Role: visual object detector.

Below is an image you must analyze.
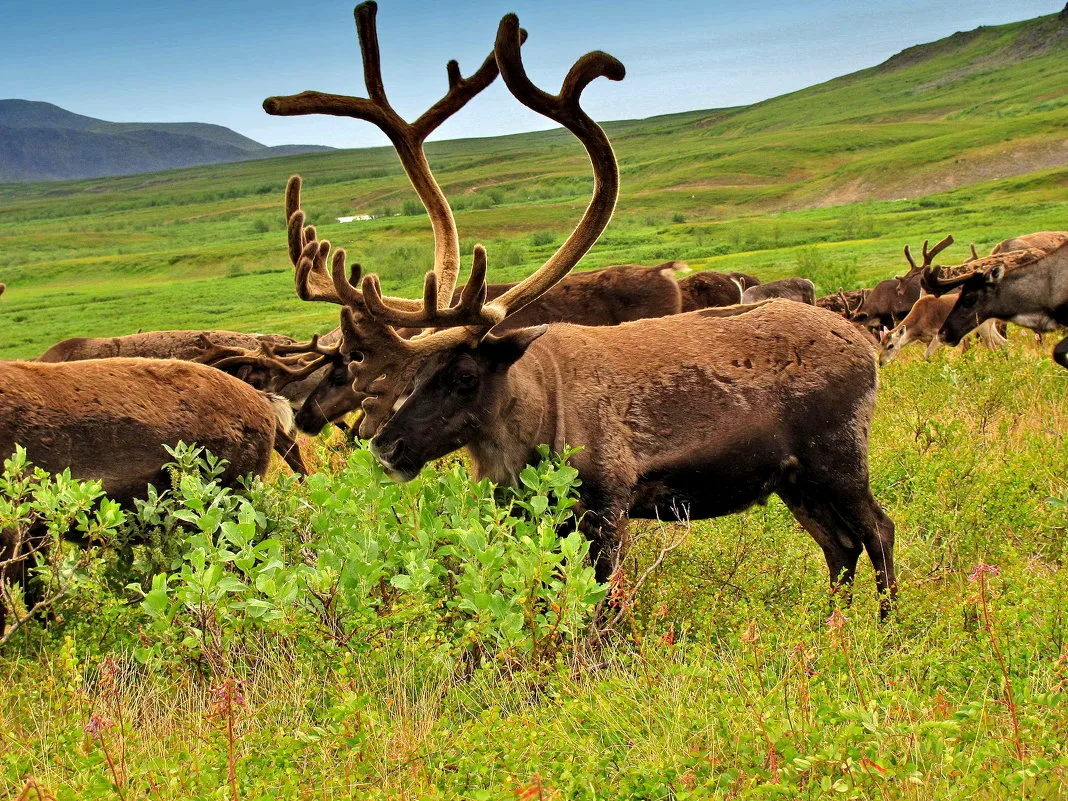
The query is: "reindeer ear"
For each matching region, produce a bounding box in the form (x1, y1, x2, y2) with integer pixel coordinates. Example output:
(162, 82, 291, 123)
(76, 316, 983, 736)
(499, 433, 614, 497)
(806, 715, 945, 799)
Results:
(986, 265, 1006, 284)
(482, 325, 548, 367)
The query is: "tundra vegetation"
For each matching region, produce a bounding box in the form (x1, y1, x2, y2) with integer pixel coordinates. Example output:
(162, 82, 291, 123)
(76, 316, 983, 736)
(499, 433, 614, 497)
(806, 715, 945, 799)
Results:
(1, 7, 1068, 801)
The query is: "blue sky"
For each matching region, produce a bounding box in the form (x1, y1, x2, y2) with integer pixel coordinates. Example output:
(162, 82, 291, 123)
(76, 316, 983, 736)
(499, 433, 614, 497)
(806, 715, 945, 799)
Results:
(0, 0, 1057, 148)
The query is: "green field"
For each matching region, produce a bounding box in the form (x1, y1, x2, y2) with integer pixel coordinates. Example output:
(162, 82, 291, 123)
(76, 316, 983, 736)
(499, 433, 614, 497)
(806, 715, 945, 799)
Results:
(2, 9, 1068, 800)
(1, 11, 1065, 358)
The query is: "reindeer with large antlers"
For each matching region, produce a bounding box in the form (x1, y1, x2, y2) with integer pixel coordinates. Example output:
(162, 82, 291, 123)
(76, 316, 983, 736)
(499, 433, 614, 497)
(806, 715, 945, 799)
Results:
(270, 3, 896, 617)
(852, 235, 956, 333)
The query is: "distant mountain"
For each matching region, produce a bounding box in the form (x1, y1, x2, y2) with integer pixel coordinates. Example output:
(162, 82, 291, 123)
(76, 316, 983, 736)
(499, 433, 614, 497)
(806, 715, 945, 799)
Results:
(0, 100, 333, 182)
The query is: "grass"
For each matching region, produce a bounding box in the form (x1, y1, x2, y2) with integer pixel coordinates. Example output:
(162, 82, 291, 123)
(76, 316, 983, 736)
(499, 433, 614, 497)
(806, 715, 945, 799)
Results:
(1, 335, 1066, 799)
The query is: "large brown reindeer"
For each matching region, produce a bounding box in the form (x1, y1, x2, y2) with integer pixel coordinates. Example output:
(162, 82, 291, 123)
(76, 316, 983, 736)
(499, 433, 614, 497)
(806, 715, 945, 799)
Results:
(991, 231, 1068, 255)
(448, 262, 683, 331)
(0, 358, 294, 629)
(268, 5, 896, 616)
(36, 329, 311, 471)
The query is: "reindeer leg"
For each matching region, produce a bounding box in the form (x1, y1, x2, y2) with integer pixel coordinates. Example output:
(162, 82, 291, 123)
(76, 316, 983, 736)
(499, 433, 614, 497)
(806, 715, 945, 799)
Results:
(777, 491, 863, 611)
(273, 427, 308, 475)
(924, 335, 942, 360)
(1054, 335, 1068, 369)
(779, 462, 896, 620)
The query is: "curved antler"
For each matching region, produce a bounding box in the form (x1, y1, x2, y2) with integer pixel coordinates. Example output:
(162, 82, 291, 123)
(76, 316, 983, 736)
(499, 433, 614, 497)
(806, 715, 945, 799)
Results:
(195, 333, 343, 390)
(900, 234, 954, 281)
(265, 1, 517, 303)
(358, 13, 624, 330)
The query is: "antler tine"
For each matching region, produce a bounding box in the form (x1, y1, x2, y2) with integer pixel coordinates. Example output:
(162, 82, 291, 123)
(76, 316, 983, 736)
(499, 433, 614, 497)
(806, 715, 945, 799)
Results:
(359, 244, 501, 329)
(922, 234, 954, 266)
(903, 244, 918, 271)
(968, 244, 979, 262)
(265, 2, 507, 305)
(487, 14, 624, 321)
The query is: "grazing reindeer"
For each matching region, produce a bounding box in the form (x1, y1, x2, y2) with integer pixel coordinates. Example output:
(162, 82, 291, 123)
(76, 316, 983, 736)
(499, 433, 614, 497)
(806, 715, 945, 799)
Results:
(678, 270, 761, 311)
(878, 294, 1007, 365)
(922, 244, 1068, 368)
(0, 358, 294, 629)
(37, 330, 310, 472)
(268, 5, 896, 616)
(742, 277, 815, 305)
(852, 235, 956, 333)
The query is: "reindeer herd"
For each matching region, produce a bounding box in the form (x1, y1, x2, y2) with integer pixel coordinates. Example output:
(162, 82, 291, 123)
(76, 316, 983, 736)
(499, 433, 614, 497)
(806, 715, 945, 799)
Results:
(1, 2, 1066, 631)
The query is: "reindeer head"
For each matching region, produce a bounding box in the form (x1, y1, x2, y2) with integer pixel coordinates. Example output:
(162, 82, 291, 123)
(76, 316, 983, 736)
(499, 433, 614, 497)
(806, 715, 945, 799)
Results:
(267, 4, 623, 474)
(922, 247, 1042, 346)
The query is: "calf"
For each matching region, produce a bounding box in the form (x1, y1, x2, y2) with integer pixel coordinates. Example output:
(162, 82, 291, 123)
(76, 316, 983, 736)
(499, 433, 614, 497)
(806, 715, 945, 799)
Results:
(879, 294, 1006, 365)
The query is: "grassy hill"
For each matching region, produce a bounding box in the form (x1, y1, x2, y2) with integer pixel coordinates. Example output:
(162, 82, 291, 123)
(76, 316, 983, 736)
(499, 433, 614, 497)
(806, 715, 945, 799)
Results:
(0, 10, 1065, 357)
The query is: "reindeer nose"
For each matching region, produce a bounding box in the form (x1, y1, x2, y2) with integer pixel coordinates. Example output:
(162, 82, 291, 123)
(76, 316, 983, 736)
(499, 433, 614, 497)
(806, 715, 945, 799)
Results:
(370, 436, 405, 468)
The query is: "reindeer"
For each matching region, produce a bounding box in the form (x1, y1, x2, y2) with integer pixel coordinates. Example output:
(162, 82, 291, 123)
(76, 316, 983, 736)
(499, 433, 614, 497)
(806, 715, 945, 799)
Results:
(878, 294, 1007, 365)
(742, 277, 815, 305)
(678, 270, 761, 311)
(267, 4, 896, 617)
(922, 244, 1068, 368)
(852, 236, 956, 333)
(448, 262, 683, 330)
(991, 231, 1068, 255)
(0, 358, 294, 630)
(36, 330, 311, 472)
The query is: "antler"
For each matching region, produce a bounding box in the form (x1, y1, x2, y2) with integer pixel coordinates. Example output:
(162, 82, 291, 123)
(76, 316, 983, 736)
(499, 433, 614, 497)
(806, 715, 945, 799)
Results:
(195, 333, 343, 390)
(358, 12, 624, 329)
(968, 244, 980, 262)
(901, 234, 955, 279)
(340, 13, 625, 436)
(265, 1, 516, 303)
(921, 247, 1043, 295)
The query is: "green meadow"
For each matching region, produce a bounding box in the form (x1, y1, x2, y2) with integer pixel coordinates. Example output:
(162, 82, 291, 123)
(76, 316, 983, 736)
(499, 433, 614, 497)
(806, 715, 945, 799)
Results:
(1, 9, 1068, 800)
(1, 11, 1065, 357)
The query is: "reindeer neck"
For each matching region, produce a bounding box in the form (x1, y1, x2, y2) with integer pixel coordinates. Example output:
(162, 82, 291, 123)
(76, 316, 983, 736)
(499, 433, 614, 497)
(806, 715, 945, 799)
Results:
(466, 340, 568, 486)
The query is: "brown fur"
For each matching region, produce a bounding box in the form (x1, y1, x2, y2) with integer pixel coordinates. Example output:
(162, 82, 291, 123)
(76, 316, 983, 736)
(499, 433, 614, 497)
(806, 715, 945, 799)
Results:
(36, 330, 310, 471)
(0, 357, 286, 628)
(372, 302, 897, 617)
(742, 277, 815, 305)
(450, 262, 683, 330)
(991, 231, 1068, 255)
(678, 270, 760, 311)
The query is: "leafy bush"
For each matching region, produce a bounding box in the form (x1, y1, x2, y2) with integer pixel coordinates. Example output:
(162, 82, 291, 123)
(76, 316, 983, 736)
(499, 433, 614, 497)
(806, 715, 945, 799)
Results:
(0, 446, 125, 644)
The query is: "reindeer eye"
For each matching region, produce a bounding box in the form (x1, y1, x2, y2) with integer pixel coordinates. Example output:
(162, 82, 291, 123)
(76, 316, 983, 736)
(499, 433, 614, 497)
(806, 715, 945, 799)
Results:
(455, 372, 478, 393)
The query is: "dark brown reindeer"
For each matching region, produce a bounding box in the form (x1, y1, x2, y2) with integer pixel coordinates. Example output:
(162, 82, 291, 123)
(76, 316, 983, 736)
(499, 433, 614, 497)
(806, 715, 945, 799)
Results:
(269, 5, 896, 617)
(742, 277, 815, 305)
(678, 270, 761, 311)
(449, 261, 684, 331)
(922, 243, 1068, 368)
(852, 235, 956, 332)
(36, 330, 311, 472)
(0, 358, 294, 631)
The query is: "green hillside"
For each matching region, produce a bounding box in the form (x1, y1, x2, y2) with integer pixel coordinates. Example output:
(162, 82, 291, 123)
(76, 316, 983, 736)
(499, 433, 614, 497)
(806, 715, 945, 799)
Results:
(0, 10, 1065, 357)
